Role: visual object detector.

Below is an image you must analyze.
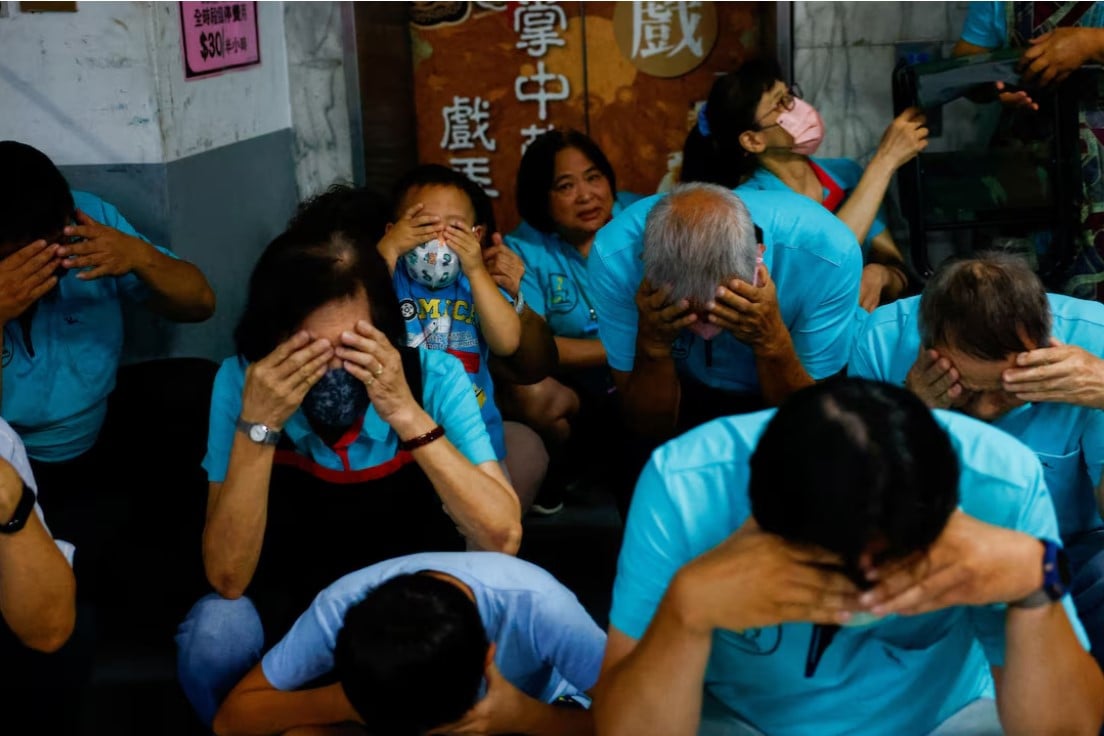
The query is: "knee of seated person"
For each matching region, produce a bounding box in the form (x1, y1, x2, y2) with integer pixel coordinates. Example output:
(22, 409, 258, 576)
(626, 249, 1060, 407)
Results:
(179, 594, 263, 656)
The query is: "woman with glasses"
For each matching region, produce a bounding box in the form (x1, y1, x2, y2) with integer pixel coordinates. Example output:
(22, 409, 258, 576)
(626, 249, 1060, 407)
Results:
(682, 58, 928, 311)
(497, 129, 643, 514)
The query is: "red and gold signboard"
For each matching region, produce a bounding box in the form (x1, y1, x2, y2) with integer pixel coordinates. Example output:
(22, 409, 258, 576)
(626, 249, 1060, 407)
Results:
(411, 1, 762, 232)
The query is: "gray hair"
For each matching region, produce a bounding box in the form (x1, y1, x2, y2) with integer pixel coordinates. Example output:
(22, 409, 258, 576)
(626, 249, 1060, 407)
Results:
(642, 182, 758, 307)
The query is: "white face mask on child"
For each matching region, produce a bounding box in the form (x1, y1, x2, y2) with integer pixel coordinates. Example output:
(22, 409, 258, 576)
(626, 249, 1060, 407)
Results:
(403, 239, 462, 290)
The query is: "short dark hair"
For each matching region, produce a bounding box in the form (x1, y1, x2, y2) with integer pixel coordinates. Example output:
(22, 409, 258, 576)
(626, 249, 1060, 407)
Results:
(681, 58, 784, 189)
(515, 130, 617, 234)
(919, 253, 1051, 361)
(390, 164, 488, 229)
(0, 141, 74, 249)
(334, 574, 489, 736)
(749, 378, 960, 578)
(233, 185, 404, 362)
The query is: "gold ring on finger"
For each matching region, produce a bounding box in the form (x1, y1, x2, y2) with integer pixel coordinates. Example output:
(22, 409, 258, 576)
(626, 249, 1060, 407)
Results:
(366, 375, 375, 387)
(373, 365, 384, 377)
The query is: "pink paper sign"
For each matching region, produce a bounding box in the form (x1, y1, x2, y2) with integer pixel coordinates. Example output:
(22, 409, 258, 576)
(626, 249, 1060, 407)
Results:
(180, 2, 260, 79)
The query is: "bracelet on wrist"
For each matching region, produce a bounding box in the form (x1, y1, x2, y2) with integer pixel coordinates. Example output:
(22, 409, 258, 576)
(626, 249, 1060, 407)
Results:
(400, 425, 446, 451)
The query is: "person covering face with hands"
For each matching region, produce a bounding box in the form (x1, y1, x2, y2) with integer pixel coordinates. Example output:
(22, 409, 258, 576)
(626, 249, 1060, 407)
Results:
(177, 187, 520, 727)
(594, 379, 1104, 736)
(588, 181, 861, 443)
(380, 166, 553, 513)
(850, 252, 1104, 674)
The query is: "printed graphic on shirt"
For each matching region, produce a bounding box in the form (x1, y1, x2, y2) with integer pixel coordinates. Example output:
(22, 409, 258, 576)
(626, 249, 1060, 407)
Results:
(547, 273, 576, 312)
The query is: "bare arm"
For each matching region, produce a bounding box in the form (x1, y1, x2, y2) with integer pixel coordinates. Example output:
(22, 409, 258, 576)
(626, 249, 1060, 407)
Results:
(997, 604, 1104, 734)
(392, 406, 521, 554)
(338, 321, 521, 554)
(593, 616, 711, 736)
(834, 109, 928, 245)
(213, 663, 361, 736)
(708, 268, 814, 406)
(61, 210, 215, 322)
(203, 334, 334, 598)
(0, 459, 75, 653)
(467, 267, 522, 356)
(555, 336, 607, 371)
(446, 223, 521, 357)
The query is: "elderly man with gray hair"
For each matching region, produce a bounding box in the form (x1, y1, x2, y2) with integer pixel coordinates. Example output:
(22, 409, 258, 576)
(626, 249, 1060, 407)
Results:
(588, 183, 863, 440)
(849, 252, 1104, 674)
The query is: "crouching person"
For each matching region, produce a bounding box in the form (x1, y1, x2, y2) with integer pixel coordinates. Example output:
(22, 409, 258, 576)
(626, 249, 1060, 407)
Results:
(212, 552, 604, 736)
(595, 379, 1104, 736)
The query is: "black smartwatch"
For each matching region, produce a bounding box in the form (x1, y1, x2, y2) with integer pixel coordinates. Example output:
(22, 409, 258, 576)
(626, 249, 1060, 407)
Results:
(1011, 539, 1071, 609)
(0, 481, 36, 535)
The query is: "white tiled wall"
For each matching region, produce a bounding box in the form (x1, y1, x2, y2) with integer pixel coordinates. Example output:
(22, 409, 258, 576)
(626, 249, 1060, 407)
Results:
(793, 1, 985, 161)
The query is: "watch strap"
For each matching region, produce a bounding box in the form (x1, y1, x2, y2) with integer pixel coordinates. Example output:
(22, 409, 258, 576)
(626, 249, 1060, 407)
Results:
(513, 290, 526, 315)
(0, 481, 36, 534)
(1010, 539, 1068, 609)
(236, 417, 282, 446)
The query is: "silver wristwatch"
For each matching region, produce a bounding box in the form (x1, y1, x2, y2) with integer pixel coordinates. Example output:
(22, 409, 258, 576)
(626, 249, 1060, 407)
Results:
(236, 417, 282, 446)
(513, 290, 526, 315)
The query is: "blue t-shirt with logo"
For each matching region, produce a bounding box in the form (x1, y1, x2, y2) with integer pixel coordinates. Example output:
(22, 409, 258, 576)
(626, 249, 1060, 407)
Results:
(588, 188, 863, 393)
(741, 156, 888, 258)
(611, 408, 1087, 736)
(262, 552, 607, 703)
(848, 294, 1104, 540)
(392, 270, 505, 460)
(507, 192, 643, 340)
(1, 190, 176, 462)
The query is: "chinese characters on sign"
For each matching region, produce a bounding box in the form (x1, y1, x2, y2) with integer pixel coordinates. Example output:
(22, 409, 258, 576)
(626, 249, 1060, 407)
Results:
(513, 2, 568, 157)
(442, 95, 499, 196)
(614, 1, 718, 78)
(180, 1, 260, 79)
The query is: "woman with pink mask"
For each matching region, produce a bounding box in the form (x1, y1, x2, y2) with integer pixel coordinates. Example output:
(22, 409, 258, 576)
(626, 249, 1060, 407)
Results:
(682, 58, 929, 312)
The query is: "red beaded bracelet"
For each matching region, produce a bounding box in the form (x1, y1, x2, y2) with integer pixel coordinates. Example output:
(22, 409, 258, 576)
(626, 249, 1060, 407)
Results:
(399, 425, 446, 451)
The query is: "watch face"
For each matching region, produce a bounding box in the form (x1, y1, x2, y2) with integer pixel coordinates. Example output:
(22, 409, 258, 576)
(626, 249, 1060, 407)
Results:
(249, 425, 267, 443)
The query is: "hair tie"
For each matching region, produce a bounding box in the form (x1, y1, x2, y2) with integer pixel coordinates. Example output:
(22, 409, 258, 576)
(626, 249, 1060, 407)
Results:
(697, 103, 711, 138)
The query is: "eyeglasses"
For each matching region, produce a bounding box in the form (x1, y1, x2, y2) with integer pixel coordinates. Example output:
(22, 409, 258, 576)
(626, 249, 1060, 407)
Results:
(755, 83, 803, 126)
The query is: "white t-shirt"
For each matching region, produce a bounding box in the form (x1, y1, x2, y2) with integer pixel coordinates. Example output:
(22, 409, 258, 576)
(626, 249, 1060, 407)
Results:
(0, 418, 75, 564)
(262, 552, 606, 703)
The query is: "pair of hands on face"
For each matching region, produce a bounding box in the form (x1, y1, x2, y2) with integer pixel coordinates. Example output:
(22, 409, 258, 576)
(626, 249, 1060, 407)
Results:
(240, 321, 418, 432)
(678, 512, 1043, 635)
(381, 204, 526, 294)
(0, 210, 146, 324)
(904, 339, 1104, 410)
(635, 262, 783, 358)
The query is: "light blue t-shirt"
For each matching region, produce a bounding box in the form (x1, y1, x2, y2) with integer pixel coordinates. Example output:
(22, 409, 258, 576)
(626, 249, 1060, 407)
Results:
(507, 192, 644, 340)
(848, 294, 1104, 540)
(588, 188, 863, 392)
(262, 552, 607, 703)
(392, 270, 506, 460)
(740, 157, 888, 258)
(203, 348, 497, 482)
(961, 1, 1104, 48)
(611, 409, 1087, 736)
(1, 190, 175, 462)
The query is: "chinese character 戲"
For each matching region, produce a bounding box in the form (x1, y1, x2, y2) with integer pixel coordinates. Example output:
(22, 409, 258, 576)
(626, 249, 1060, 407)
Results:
(441, 96, 497, 152)
(631, 1, 705, 59)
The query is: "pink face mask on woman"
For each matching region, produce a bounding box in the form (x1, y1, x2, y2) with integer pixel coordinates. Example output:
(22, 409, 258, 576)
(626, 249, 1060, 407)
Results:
(775, 97, 825, 156)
